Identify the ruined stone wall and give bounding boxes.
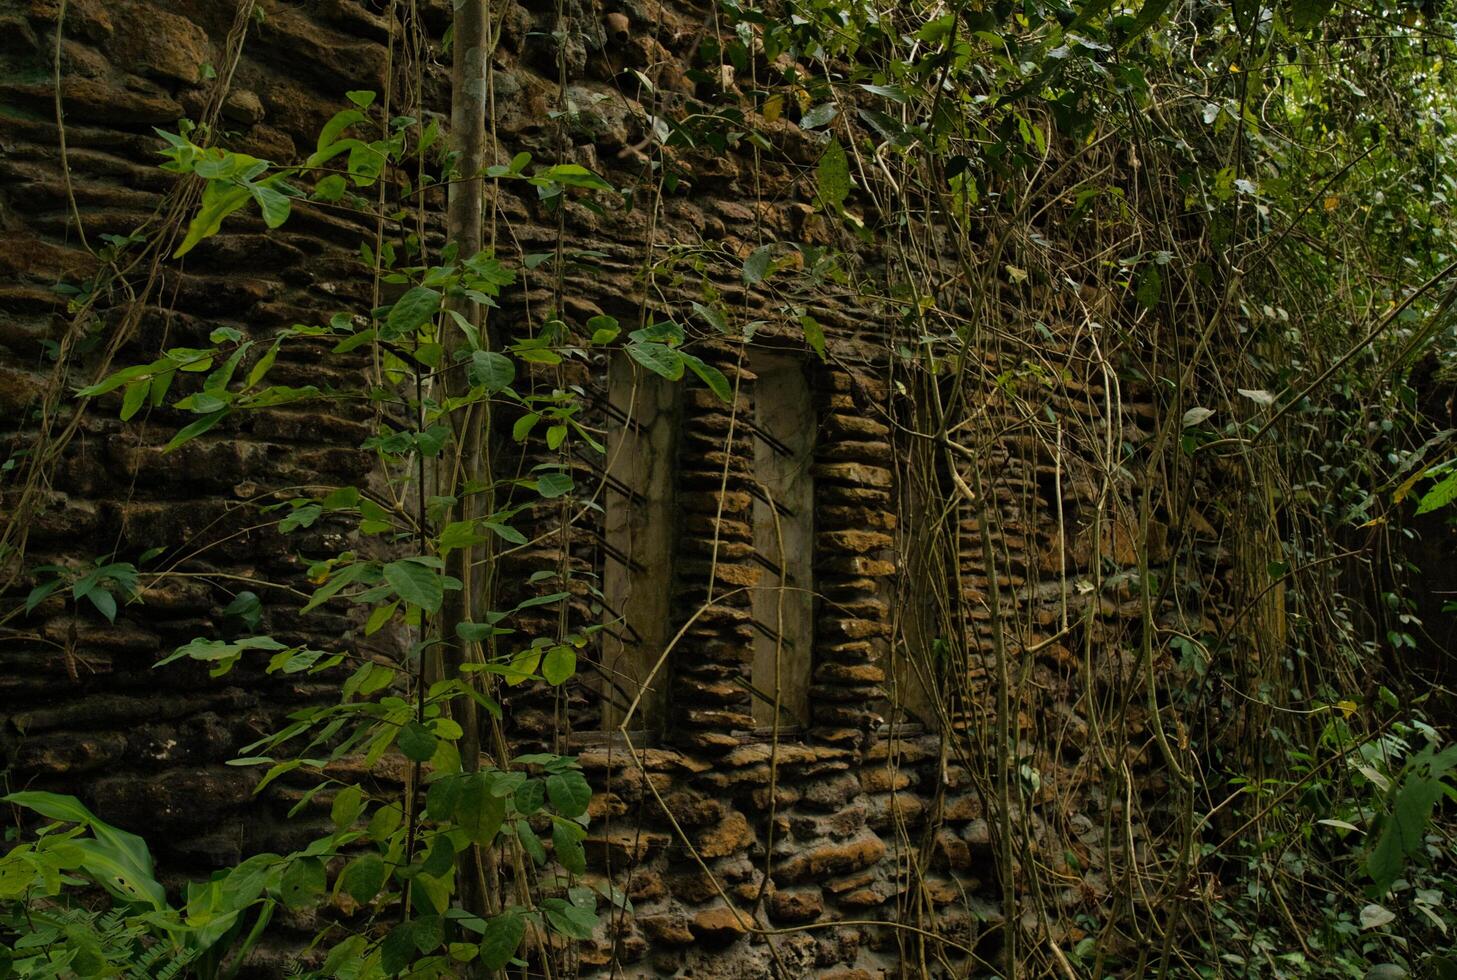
[0,1,1221,976]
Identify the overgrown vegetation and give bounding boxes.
[3,0,1457,976]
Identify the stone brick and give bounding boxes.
[774,832,886,883]
[767,887,824,924]
[689,904,752,943]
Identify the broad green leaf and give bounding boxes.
[817,137,850,212]
[314,174,347,201]
[331,785,364,829]
[1135,265,1161,308]
[340,854,386,905]
[536,473,574,499]
[800,314,827,362]
[800,103,839,129]
[479,910,525,970]
[384,286,442,338]
[545,770,592,818]
[456,773,507,845]
[438,520,488,558]
[542,645,576,685]
[536,163,614,192]
[691,302,728,334]
[1416,471,1457,515]
[398,720,438,762]
[552,821,587,875]
[514,779,545,816]
[175,180,251,257]
[1368,754,1455,893]
[626,342,684,380]
[516,819,546,864]
[587,314,620,344]
[384,558,444,613]
[512,412,540,442]
[278,857,326,909]
[541,894,596,938]
[742,246,774,286]
[249,182,292,228]
[120,380,149,421]
[1,791,163,908]
[682,353,731,403]
[469,350,515,392]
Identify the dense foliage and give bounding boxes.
[4,0,1457,977]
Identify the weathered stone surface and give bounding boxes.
[774,832,887,883]
[689,904,752,943]
[767,887,824,924]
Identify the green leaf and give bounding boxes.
[438,520,488,558]
[163,409,228,452]
[535,472,574,499]
[479,910,525,970]
[330,786,364,827]
[800,315,827,362]
[120,380,149,421]
[742,246,774,286]
[77,362,157,398]
[512,412,540,442]
[541,895,596,938]
[1,791,164,907]
[542,645,576,686]
[514,779,546,816]
[331,785,364,828]
[340,853,386,905]
[536,163,614,192]
[314,174,347,201]
[516,819,546,864]
[629,320,684,346]
[1367,748,1457,894]
[626,342,685,380]
[545,770,592,818]
[175,180,251,257]
[86,588,117,623]
[800,103,839,130]
[398,720,438,762]
[691,302,728,335]
[552,821,587,875]
[249,182,291,228]
[817,137,850,212]
[385,286,442,338]
[384,558,444,613]
[279,857,326,909]
[1416,471,1457,515]
[587,314,620,345]
[346,90,377,109]
[1135,265,1161,308]
[456,773,507,845]
[682,353,731,403]
[483,521,528,545]
[469,350,515,392]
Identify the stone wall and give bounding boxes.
[0,1,1218,976]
